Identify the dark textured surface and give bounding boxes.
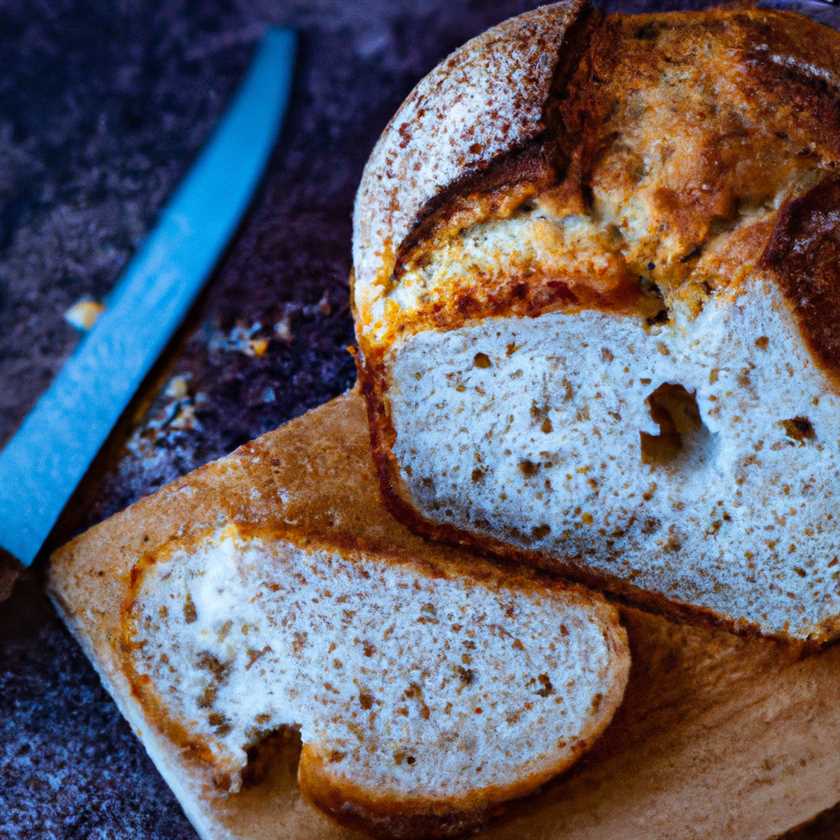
[1,1,839,838]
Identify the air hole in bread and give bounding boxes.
[645,308,670,328]
[640,384,715,469]
[639,277,669,327]
[242,727,302,788]
[473,352,492,368]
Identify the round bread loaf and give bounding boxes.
[352,2,840,642]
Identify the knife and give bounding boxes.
[0,27,296,567]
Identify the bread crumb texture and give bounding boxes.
[355,7,840,640]
[388,279,840,639]
[122,525,627,808]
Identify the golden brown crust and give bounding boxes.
[355,7,840,357]
[587,9,840,311]
[297,722,612,840]
[740,10,840,161]
[388,4,601,281]
[298,744,489,840]
[761,177,840,388]
[352,1,590,324]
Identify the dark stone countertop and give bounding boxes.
[0,1,838,837]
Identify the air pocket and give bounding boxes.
[640,383,715,470]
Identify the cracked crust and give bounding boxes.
[353,7,840,355]
[351,0,592,341]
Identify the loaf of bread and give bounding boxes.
[49,392,629,839]
[353,3,840,642]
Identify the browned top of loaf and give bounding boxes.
[353,5,840,375]
[351,0,588,311]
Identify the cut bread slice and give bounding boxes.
[49,392,629,840]
[352,4,840,642]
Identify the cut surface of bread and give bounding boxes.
[125,525,626,820]
[50,393,628,839]
[353,4,840,641]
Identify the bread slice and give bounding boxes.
[352,4,840,642]
[49,392,629,839]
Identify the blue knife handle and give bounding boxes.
[0,27,296,566]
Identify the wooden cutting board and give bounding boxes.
[50,393,840,839]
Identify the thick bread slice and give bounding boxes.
[353,6,840,642]
[49,391,629,840]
